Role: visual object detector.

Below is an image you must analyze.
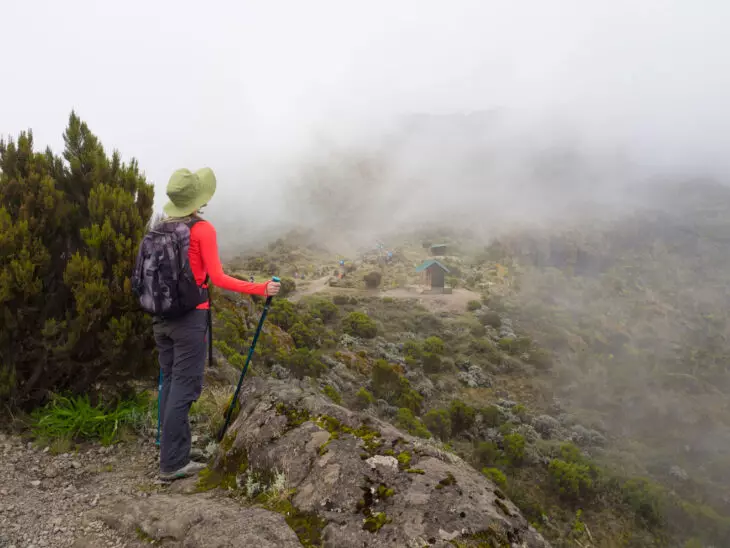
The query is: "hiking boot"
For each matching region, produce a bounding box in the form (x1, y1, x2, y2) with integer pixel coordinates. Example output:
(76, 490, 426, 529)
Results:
(159, 460, 207, 481)
(189, 447, 205, 460)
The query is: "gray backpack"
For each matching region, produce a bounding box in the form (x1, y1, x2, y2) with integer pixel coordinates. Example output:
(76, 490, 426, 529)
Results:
(131, 219, 209, 318)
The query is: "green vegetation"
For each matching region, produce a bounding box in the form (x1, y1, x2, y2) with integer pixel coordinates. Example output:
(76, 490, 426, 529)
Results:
(342, 311, 377, 338)
(423, 408, 451, 440)
(0, 113, 154, 407)
(363, 271, 382, 289)
(395, 408, 431, 439)
(31, 392, 150, 445)
(322, 384, 342, 404)
(354, 387, 375, 409)
(482, 467, 507, 489)
(467, 299, 482, 312)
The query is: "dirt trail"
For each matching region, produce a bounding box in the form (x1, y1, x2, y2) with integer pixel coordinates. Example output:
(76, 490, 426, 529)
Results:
(290, 277, 481, 314)
(0, 432, 162, 547)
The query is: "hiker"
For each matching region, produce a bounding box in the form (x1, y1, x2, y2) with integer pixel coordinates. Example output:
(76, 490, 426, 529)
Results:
(140, 168, 280, 481)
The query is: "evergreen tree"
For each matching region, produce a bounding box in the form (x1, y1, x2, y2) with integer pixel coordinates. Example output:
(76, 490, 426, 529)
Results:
(0, 112, 154, 407)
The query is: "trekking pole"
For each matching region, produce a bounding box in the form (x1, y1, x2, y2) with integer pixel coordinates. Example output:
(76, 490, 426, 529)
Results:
(155, 369, 163, 446)
(217, 276, 280, 442)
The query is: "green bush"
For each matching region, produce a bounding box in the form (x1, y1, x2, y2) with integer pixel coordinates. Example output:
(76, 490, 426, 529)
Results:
(503, 433, 526, 466)
(421, 352, 443, 373)
(548, 459, 595, 502)
(332, 294, 349, 305)
(423, 408, 452, 440)
(423, 336, 445, 355)
(355, 387, 375, 409)
(480, 310, 502, 329)
(269, 299, 300, 331)
(371, 360, 402, 399)
(449, 399, 476, 436)
(479, 405, 504, 428)
(278, 348, 325, 378)
(403, 340, 421, 360)
(621, 478, 666, 528)
(323, 385, 342, 404)
(396, 408, 431, 439)
(474, 441, 501, 467)
(342, 311, 377, 339)
(307, 298, 338, 323)
(32, 392, 150, 445)
(482, 467, 507, 489)
(467, 300, 482, 312)
(278, 277, 297, 298)
(289, 321, 317, 349)
(396, 386, 423, 414)
(1, 113, 155, 407)
(363, 271, 383, 289)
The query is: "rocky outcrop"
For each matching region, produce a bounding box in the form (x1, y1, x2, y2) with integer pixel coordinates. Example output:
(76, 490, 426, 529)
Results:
(211, 376, 550, 547)
(94, 494, 301, 548)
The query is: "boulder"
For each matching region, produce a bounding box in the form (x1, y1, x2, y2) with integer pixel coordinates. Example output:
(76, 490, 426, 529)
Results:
(211, 377, 551, 548)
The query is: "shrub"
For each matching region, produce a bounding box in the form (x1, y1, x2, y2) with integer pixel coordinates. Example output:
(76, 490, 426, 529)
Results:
(479, 405, 503, 428)
(503, 433, 526, 466)
(269, 299, 300, 331)
(621, 478, 666, 528)
(482, 467, 507, 489)
(449, 399, 476, 436)
(548, 459, 595, 502)
(363, 271, 383, 289)
(423, 336, 445, 355)
(423, 408, 452, 440)
(323, 385, 342, 404)
(371, 360, 402, 399)
(307, 298, 338, 323)
(1, 113, 155, 407)
(32, 392, 150, 445)
(355, 387, 375, 409)
(396, 408, 431, 439)
(332, 294, 349, 305)
(289, 321, 317, 349)
(396, 386, 423, 414)
(278, 348, 325, 378)
(474, 441, 501, 467)
(421, 352, 443, 373)
(342, 311, 377, 339)
(467, 300, 482, 312)
(278, 277, 296, 298)
(403, 340, 421, 360)
(480, 310, 502, 329)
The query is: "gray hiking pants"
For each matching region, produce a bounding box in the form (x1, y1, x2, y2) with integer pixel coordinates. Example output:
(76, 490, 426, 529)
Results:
(153, 309, 208, 473)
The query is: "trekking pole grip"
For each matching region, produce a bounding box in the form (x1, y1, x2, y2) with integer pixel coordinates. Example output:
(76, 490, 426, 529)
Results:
(266, 276, 280, 305)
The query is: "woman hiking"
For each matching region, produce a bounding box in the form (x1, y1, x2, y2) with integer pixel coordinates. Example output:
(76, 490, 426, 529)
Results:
(153, 167, 280, 480)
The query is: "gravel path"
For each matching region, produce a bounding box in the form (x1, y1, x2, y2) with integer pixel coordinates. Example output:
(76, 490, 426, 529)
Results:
(0, 432, 161, 548)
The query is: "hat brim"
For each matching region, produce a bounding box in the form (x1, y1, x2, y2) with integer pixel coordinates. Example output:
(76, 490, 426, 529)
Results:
(162, 168, 217, 217)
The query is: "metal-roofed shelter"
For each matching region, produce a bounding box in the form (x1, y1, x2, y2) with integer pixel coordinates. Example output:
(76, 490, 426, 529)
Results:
(429, 243, 448, 256)
(415, 259, 451, 294)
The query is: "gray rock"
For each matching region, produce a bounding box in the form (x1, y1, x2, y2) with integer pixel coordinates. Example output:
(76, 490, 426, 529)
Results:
(213, 377, 551, 548)
(92, 494, 301, 547)
(270, 364, 290, 380)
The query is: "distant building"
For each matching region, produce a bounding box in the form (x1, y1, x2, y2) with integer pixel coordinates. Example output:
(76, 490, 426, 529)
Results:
(429, 243, 448, 256)
(415, 259, 451, 294)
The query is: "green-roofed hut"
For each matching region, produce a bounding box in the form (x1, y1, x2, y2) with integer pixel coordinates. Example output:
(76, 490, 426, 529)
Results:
(415, 259, 450, 293)
(429, 243, 448, 256)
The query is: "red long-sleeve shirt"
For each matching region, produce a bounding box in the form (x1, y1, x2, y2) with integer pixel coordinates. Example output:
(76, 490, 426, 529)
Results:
(189, 220, 269, 308)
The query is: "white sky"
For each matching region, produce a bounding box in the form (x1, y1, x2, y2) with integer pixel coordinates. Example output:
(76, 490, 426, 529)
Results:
(2, 0, 729, 238)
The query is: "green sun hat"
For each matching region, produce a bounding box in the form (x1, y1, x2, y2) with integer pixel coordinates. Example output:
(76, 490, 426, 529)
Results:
(162, 167, 217, 217)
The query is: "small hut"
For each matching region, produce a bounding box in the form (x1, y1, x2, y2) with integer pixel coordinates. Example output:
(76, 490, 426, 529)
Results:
(415, 259, 451, 294)
(429, 243, 448, 256)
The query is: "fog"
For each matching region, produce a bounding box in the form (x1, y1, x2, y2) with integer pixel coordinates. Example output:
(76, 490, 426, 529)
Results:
(2, 0, 730, 250)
